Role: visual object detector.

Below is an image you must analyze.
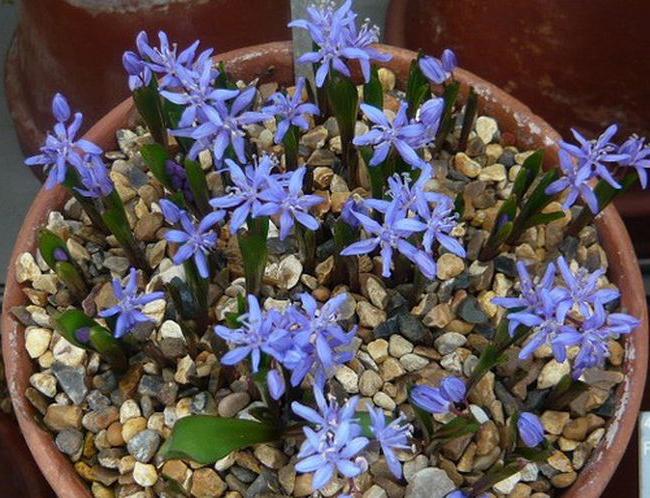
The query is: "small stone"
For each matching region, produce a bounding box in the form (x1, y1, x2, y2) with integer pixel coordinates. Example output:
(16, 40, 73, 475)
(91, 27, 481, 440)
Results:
(121, 417, 147, 442)
(380, 357, 405, 382)
(475, 116, 498, 144)
(479, 163, 506, 182)
(55, 428, 84, 456)
(52, 338, 86, 367)
(457, 296, 488, 324)
(24, 327, 52, 359)
(550, 471, 577, 488)
(278, 255, 302, 290)
(30, 372, 57, 397)
(367, 339, 389, 363)
(424, 303, 454, 329)
(16, 252, 41, 283)
(132, 462, 158, 487)
(254, 445, 288, 469)
(373, 391, 396, 411)
(52, 362, 88, 405)
(301, 126, 328, 149)
(541, 411, 571, 435)
(403, 455, 429, 482)
(359, 370, 383, 397)
(400, 353, 429, 372)
(218, 392, 251, 417)
(134, 212, 163, 241)
(364, 274, 390, 309)
(175, 355, 196, 384)
(377, 68, 396, 92)
(454, 153, 481, 178)
(127, 429, 160, 463)
(45, 405, 83, 431)
(315, 256, 334, 285)
(357, 301, 386, 329)
(363, 484, 388, 498)
(103, 255, 130, 275)
(335, 365, 359, 394)
(537, 360, 570, 389)
(493, 471, 521, 494)
(278, 463, 296, 494)
(83, 406, 119, 433)
(434, 332, 467, 355)
(389, 335, 413, 358)
(436, 253, 465, 280)
(405, 468, 455, 498)
(476, 421, 500, 456)
(120, 399, 142, 423)
(548, 450, 573, 472)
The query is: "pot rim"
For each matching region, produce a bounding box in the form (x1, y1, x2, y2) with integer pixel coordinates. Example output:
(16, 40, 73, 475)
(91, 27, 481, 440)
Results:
(2, 40, 647, 498)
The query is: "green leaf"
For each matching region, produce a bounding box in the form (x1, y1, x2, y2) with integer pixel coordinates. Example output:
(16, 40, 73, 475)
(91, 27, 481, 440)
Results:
(89, 326, 127, 372)
(38, 229, 88, 299)
(434, 81, 461, 149)
(225, 293, 248, 329)
(238, 217, 269, 295)
(458, 87, 478, 152)
(405, 54, 431, 118)
(282, 124, 300, 171)
(159, 415, 282, 464)
(167, 276, 200, 321)
(38, 229, 70, 269)
(55, 309, 97, 349)
(524, 210, 565, 229)
(512, 150, 544, 201)
(544, 374, 589, 410)
(593, 171, 638, 212)
(429, 415, 480, 450)
(454, 192, 465, 218)
(511, 445, 553, 464)
(184, 158, 211, 216)
(141, 143, 173, 189)
(133, 78, 167, 146)
(363, 65, 383, 109)
(102, 191, 150, 272)
(327, 73, 359, 186)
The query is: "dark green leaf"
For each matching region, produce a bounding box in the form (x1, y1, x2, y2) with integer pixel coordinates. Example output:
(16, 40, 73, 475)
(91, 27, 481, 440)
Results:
(434, 81, 461, 149)
(133, 79, 167, 146)
(511, 445, 553, 464)
(430, 415, 480, 446)
(282, 124, 300, 171)
(405, 54, 431, 118)
(238, 217, 269, 295)
(545, 374, 589, 410)
(159, 415, 282, 464)
(512, 150, 544, 201)
(141, 143, 173, 189)
(327, 73, 359, 186)
(363, 65, 383, 109)
(38, 229, 70, 269)
(89, 326, 127, 373)
(102, 191, 150, 272)
(55, 309, 97, 349)
(458, 87, 478, 152)
(454, 192, 465, 218)
(524, 210, 565, 229)
(184, 158, 211, 216)
(593, 171, 638, 212)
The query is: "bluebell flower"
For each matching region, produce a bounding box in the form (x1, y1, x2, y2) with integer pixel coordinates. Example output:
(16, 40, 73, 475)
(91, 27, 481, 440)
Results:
(555, 301, 639, 378)
(164, 160, 194, 201)
(340, 200, 436, 280)
(263, 77, 320, 143)
(214, 295, 292, 372)
(555, 256, 619, 322)
(545, 150, 599, 212)
(410, 376, 466, 414)
(163, 210, 225, 277)
(159, 198, 182, 224)
(415, 193, 465, 257)
(618, 135, 650, 189)
(160, 59, 239, 127)
(419, 48, 457, 84)
(517, 412, 545, 447)
(209, 155, 277, 233)
(340, 196, 369, 228)
(25, 93, 103, 189)
(282, 292, 356, 388)
(416, 97, 445, 146)
(122, 50, 152, 91)
(98, 267, 164, 338)
(266, 368, 286, 400)
(367, 404, 413, 479)
(289, 0, 391, 87)
(257, 166, 324, 240)
(171, 87, 270, 163)
(74, 154, 114, 199)
(293, 386, 368, 491)
(560, 124, 628, 190)
(354, 102, 428, 169)
(367, 164, 437, 214)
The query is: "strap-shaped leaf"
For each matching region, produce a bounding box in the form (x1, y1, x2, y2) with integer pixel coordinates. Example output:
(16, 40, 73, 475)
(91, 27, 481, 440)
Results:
(55, 309, 97, 349)
(434, 81, 461, 149)
(458, 87, 478, 152)
(38, 229, 70, 269)
(363, 65, 384, 109)
(427, 415, 480, 453)
(159, 415, 282, 464)
(238, 216, 269, 295)
(512, 150, 544, 201)
(545, 374, 589, 410)
(327, 72, 359, 185)
(102, 191, 150, 272)
(523, 210, 565, 229)
(141, 143, 173, 189)
(405, 54, 431, 118)
(184, 158, 211, 216)
(133, 78, 167, 147)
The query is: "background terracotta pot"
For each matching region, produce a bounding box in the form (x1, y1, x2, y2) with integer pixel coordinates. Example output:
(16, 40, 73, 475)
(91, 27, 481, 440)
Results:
(2, 41, 647, 498)
(384, 0, 650, 259)
(5, 0, 290, 181)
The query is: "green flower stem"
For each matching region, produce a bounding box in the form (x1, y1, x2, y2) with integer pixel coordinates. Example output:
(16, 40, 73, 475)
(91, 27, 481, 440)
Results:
(434, 81, 461, 151)
(296, 223, 317, 275)
(457, 87, 478, 152)
(132, 79, 168, 148)
(283, 124, 300, 171)
(184, 259, 210, 334)
(238, 216, 269, 295)
(102, 190, 151, 273)
(332, 218, 360, 292)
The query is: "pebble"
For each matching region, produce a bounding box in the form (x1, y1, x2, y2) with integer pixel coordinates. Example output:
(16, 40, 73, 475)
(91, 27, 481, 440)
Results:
(389, 335, 413, 358)
(16, 252, 41, 283)
(44, 404, 83, 431)
(373, 391, 396, 411)
(454, 153, 481, 178)
(364, 274, 389, 309)
(456, 296, 488, 324)
(378, 68, 396, 92)
(479, 163, 506, 182)
(363, 484, 388, 498)
(475, 116, 499, 144)
(367, 339, 389, 363)
(359, 370, 383, 397)
(254, 444, 288, 469)
(82, 406, 119, 433)
(120, 399, 142, 423)
(434, 332, 467, 355)
(436, 253, 465, 280)
(537, 359, 571, 389)
(357, 301, 386, 329)
(52, 338, 86, 367)
(278, 255, 302, 290)
(122, 417, 147, 442)
(493, 471, 521, 494)
(541, 411, 571, 435)
(397, 312, 429, 344)
(400, 353, 429, 372)
(380, 357, 405, 382)
(55, 428, 84, 456)
(127, 429, 160, 463)
(30, 372, 57, 398)
(52, 362, 88, 405)
(132, 461, 158, 487)
(335, 365, 359, 394)
(424, 303, 454, 329)
(218, 392, 251, 418)
(405, 468, 455, 498)
(160, 320, 184, 340)
(403, 454, 429, 482)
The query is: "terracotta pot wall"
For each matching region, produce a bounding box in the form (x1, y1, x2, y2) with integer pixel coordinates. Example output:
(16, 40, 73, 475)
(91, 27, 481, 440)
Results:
(5, 0, 290, 170)
(2, 41, 647, 498)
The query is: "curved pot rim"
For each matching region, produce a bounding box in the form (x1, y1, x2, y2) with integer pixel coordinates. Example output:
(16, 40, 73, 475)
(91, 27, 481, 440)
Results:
(2, 40, 647, 498)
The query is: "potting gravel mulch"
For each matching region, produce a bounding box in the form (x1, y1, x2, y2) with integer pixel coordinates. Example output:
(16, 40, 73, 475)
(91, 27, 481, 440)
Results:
(10, 70, 627, 498)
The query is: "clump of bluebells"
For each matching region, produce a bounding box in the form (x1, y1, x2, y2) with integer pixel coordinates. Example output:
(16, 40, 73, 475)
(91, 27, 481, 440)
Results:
(24, 0, 646, 495)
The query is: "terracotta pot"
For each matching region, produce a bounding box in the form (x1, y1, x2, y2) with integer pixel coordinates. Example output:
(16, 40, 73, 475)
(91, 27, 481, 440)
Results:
(5, 0, 290, 181)
(385, 0, 650, 257)
(2, 41, 647, 498)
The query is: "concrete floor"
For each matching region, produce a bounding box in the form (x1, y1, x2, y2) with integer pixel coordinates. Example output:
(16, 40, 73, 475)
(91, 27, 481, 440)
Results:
(0, 2, 40, 279)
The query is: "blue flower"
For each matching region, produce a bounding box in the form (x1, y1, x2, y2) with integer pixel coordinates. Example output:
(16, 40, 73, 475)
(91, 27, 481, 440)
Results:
(367, 404, 413, 479)
(354, 102, 428, 169)
(419, 49, 457, 84)
(209, 155, 277, 233)
(292, 385, 360, 434)
(517, 412, 545, 447)
(545, 150, 599, 213)
(416, 193, 465, 257)
(410, 376, 466, 414)
(163, 210, 225, 278)
(416, 97, 445, 147)
(122, 50, 152, 91)
(289, 0, 391, 87)
(340, 200, 436, 280)
(74, 154, 114, 199)
(555, 256, 619, 322)
(618, 135, 650, 189)
(98, 267, 164, 338)
(257, 166, 324, 240)
(263, 77, 320, 143)
(214, 295, 292, 372)
(171, 87, 270, 163)
(25, 93, 102, 189)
